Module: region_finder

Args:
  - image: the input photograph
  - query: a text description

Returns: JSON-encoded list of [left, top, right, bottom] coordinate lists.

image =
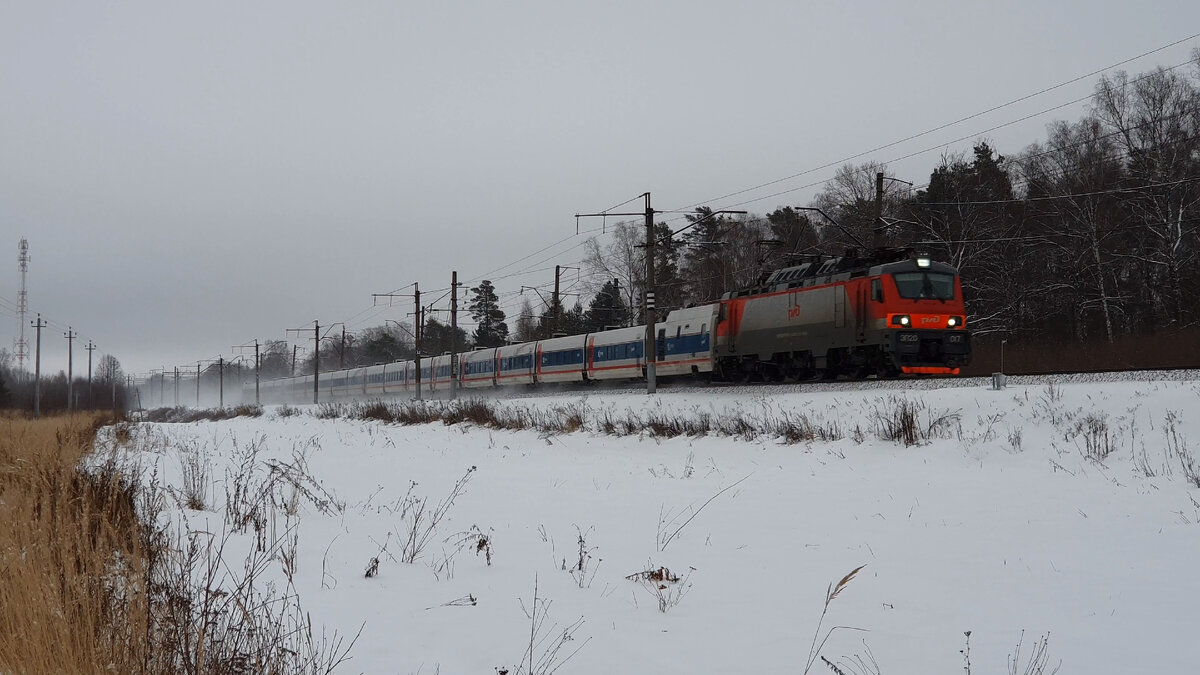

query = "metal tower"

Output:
[[16, 239, 29, 374]]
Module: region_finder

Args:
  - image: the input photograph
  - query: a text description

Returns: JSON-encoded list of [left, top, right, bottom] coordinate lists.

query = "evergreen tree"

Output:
[[584, 279, 633, 331], [680, 207, 736, 304], [653, 222, 685, 312], [537, 296, 565, 338], [358, 324, 414, 364], [558, 301, 586, 336], [764, 207, 821, 269], [468, 280, 509, 347], [422, 318, 470, 355]]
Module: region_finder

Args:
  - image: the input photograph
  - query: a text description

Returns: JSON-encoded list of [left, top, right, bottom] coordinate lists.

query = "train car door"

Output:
[[585, 336, 595, 380], [855, 281, 867, 342], [534, 344, 542, 384], [834, 287, 846, 328]]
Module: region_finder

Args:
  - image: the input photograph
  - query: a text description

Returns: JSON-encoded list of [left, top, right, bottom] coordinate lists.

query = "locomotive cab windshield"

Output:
[[892, 271, 956, 301]]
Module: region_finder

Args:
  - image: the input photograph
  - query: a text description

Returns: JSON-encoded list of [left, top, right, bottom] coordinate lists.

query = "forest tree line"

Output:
[[7, 59, 1196, 402], [583, 61, 1200, 370], [206, 59, 1200, 378]]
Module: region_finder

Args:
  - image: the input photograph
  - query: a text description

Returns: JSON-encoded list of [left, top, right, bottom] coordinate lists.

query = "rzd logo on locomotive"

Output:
[[921, 317, 940, 325], [787, 306, 801, 321]]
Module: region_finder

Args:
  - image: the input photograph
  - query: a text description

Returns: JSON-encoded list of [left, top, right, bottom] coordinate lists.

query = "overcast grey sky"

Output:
[[3, 1, 1199, 377]]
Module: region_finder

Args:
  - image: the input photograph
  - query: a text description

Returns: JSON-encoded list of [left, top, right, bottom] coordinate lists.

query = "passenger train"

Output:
[[249, 249, 971, 403]]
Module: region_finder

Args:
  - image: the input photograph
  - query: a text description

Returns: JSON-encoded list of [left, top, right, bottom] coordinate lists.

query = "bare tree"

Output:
[[582, 221, 643, 312], [1094, 67, 1200, 329], [810, 161, 908, 248], [1017, 118, 1128, 343]]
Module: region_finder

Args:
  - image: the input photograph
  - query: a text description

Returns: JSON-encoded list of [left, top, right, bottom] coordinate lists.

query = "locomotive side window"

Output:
[[892, 272, 955, 300], [871, 278, 883, 302]]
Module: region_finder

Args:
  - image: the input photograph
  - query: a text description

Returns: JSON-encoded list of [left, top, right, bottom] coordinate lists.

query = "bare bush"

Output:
[[275, 404, 300, 418], [1007, 631, 1060, 675], [396, 467, 476, 564], [141, 405, 263, 423], [446, 524, 494, 567], [151, 523, 361, 674], [656, 474, 750, 551], [873, 397, 961, 446], [1072, 413, 1114, 462], [1164, 411, 1199, 487], [178, 446, 210, 511], [565, 526, 598, 589], [315, 403, 344, 419], [353, 400, 395, 423], [500, 576, 589, 675], [626, 565, 693, 613], [1035, 382, 1066, 426]]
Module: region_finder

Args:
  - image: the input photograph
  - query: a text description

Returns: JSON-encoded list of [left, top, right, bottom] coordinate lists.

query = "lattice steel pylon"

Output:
[[15, 238, 29, 374]]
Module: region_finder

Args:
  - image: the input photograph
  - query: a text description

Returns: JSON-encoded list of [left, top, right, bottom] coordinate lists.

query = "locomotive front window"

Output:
[[892, 272, 955, 300]]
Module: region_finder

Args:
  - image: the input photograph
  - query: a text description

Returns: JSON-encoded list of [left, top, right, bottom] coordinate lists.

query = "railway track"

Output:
[[393, 367, 1200, 402]]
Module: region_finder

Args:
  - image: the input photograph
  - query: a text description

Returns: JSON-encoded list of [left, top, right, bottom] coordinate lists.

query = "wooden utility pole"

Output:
[[415, 284, 422, 400], [642, 194, 658, 393], [234, 340, 261, 405], [32, 314, 45, 417], [218, 356, 225, 408], [85, 340, 96, 408], [64, 327, 77, 411], [450, 271, 458, 400], [340, 326, 347, 370], [196, 362, 202, 406], [552, 264, 561, 336], [173, 366, 180, 406], [254, 341, 260, 405], [874, 171, 885, 249], [576, 193, 659, 393], [286, 321, 320, 404], [577, 196, 744, 394], [371, 283, 421, 400]]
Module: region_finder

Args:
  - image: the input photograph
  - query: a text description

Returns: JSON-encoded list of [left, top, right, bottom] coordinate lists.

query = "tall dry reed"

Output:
[[0, 412, 154, 674]]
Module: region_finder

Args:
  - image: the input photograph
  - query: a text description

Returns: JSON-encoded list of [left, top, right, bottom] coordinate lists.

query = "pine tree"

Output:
[[468, 280, 509, 348], [584, 279, 633, 331]]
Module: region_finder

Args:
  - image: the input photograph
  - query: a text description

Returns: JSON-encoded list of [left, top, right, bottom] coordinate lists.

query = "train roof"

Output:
[[730, 249, 959, 299]]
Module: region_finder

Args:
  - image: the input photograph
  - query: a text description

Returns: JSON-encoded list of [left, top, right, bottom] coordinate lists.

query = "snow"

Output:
[[107, 374, 1200, 673]]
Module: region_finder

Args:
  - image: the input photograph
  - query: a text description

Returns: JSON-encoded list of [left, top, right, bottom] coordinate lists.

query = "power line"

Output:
[[917, 176, 1200, 207], [674, 33, 1200, 213]]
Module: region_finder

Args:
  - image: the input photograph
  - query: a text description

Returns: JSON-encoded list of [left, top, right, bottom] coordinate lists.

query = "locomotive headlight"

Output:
[[891, 314, 911, 326], [916, 257, 931, 268], [947, 317, 957, 327]]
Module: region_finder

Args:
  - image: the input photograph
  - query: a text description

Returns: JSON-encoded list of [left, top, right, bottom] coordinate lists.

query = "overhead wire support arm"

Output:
[[577, 192, 664, 393], [370, 283, 422, 400], [233, 339, 261, 405], [286, 321, 320, 404], [792, 206, 869, 251]]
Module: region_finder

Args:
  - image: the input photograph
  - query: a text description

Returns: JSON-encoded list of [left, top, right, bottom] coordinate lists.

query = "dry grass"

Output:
[[0, 412, 357, 674], [0, 411, 154, 674], [141, 405, 263, 423]]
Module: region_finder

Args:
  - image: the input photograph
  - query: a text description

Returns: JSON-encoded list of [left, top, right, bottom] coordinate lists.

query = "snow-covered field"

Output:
[[107, 375, 1200, 674]]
